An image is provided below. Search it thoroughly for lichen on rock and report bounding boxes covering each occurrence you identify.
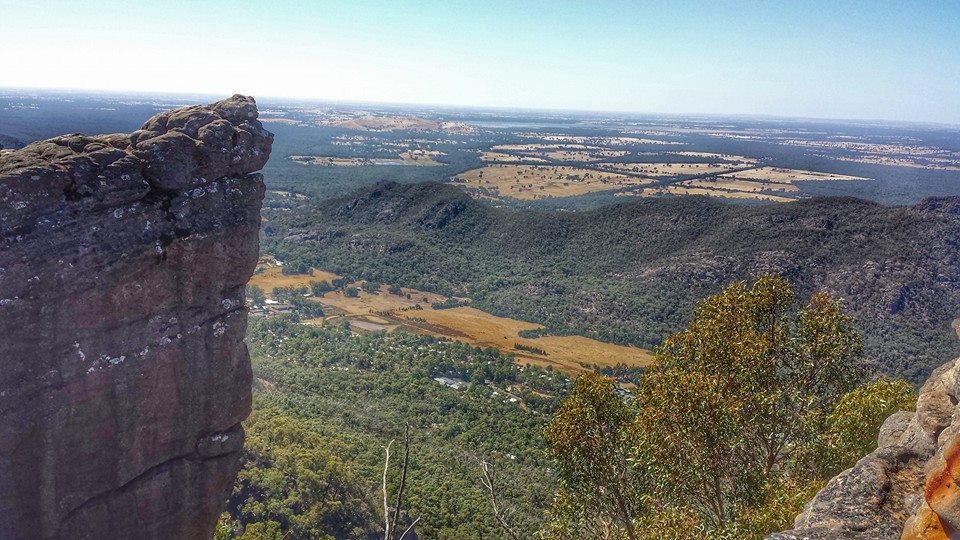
[771,357,960,540]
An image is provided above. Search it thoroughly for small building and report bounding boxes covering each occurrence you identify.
[433,376,468,390]
[267,303,294,315]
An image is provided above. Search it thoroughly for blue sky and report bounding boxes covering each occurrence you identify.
[2,0,958,123]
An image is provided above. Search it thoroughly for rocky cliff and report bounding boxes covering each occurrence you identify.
[0,95,272,539]
[771,356,960,539]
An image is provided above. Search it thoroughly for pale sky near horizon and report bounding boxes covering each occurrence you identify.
[2,0,958,124]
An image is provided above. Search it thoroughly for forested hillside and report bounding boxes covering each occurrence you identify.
[264,181,960,383]
[218,316,565,538]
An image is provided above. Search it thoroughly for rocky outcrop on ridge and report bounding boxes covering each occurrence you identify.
[0,95,272,539]
[770,357,960,539]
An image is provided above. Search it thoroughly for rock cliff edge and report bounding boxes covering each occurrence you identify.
[771,355,960,539]
[0,95,272,539]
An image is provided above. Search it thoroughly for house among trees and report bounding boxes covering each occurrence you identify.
[432,376,468,390]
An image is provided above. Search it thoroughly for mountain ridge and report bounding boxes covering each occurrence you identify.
[268,181,960,383]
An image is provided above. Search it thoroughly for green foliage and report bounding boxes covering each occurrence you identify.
[344,286,359,298]
[514,343,547,356]
[544,374,643,539]
[541,276,908,539]
[221,407,374,539]
[728,478,824,540]
[222,316,565,538]
[431,298,464,310]
[247,285,266,308]
[310,280,333,296]
[798,377,917,477]
[281,262,313,276]
[264,181,960,384]
[361,280,380,294]
[633,276,864,529]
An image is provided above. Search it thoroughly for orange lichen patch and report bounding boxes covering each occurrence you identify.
[901,503,949,540]
[921,438,960,538]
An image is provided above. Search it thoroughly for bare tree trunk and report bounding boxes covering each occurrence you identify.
[479,460,521,540]
[390,426,411,539]
[382,440,394,540]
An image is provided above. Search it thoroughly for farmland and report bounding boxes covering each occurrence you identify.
[718,166,867,182]
[627,185,796,203]
[452,164,652,200]
[249,259,653,375]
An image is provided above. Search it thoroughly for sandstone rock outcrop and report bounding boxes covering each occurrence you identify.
[770,357,960,539]
[0,95,272,539]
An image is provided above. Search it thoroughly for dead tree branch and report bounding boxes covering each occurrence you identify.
[480,460,521,540]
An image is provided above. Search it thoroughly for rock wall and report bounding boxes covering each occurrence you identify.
[0,95,272,539]
[770,357,960,539]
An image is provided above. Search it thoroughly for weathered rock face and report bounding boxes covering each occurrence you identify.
[0,95,272,539]
[770,357,960,540]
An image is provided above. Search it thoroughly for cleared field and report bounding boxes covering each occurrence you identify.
[259,117,304,126]
[291,156,368,166]
[398,150,444,165]
[543,149,630,162]
[672,152,757,162]
[597,162,742,177]
[487,143,631,163]
[452,164,653,200]
[249,263,340,292]
[628,185,796,203]
[719,167,867,182]
[515,134,683,146]
[682,178,800,193]
[320,287,446,316]
[492,143,600,152]
[826,154,960,171]
[480,151,548,163]
[393,306,654,373]
[291,150,442,167]
[334,114,441,131]
[254,259,653,375]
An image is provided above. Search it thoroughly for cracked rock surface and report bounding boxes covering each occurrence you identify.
[0,95,272,539]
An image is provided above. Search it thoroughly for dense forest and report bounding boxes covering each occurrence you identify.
[217,316,568,538]
[220,277,916,539]
[263,181,960,384]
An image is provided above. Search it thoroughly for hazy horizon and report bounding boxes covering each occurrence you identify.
[2,0,959,124]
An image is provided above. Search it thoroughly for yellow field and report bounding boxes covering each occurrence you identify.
[492,143,599,152]
[598,162,742,177]
[248,263,340,292]
[290,150,442,167]
[673,152,754,161]
[291,156,369,166]
[628,185,796,203]
[480,151,548,163]
[253,259,653,375]
[682,178,800,193]
[485,143,631,163]
[827,154,960,171]
[393,306,653,373]
[398,150,444,165]
[335,114,441,132]
[543,149,630,162]
[452,164,653,200]
[320,287,446,316]
[719,167,866,182]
